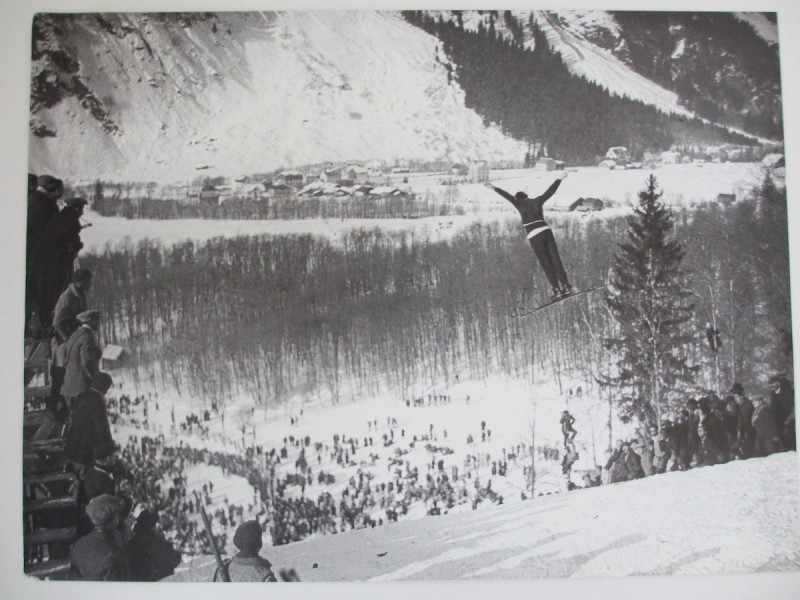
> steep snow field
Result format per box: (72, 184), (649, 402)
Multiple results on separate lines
(533, 11), (693, 117)
(30, 11), (526, 182)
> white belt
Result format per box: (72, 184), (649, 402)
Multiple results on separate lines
(526, 225), (550, 240)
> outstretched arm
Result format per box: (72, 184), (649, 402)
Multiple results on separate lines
(537, 173), (567, 204)
(484, 182), (516, 205)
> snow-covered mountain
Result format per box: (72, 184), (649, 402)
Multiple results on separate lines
(29, 11), (526, 183)
(29, 10), (781, 184)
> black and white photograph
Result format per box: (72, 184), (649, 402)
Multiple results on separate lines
(6, 1), (800, 598)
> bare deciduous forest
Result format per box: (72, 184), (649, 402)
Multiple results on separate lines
(81, 176), (790, 417)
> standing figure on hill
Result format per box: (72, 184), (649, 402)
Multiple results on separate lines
(485, 172), (573, 301)
(560, 410), (577, 447)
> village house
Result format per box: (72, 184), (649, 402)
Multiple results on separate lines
(661, 151), (682, 164)
(450, 163), (469, 176)
(264, 182), (295, 199)
(101, 344), (126, 370)
(468, 161), (490, 183)
(199, 184), (220, 205)
(341, 166), (369, 184)
(535, 157), (558, 172)
(605, 146), (630, 164)
(280, 170), (305, 188)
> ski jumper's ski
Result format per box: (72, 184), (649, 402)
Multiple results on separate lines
(515, 287), (604, 319)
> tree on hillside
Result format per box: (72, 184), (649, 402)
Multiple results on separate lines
(603, 175), (696, 427)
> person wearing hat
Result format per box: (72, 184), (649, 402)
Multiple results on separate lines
(32, 196), (89, 328)
(47, 268), (93, 412)
(484, 173), (573, 301)
(126, 508), (182, 581)
(70, 494), (131, 581)
(61, 309), (103, 404)
(213, 520), (277, 582)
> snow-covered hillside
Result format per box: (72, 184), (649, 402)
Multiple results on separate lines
(29, 12), (526, 183)
(168, 452), (800, 581)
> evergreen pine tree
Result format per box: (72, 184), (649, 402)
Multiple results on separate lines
(604, 175), (696, 427)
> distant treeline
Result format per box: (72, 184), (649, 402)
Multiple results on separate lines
(90, 193), (463, 220)
(82, 175), (790, 416)
(401, 11), (756, 164)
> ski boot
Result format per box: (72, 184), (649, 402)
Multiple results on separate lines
(560, 284), (575, 298)
(550, 287), (563, 302)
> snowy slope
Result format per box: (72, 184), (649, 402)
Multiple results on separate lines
(169, 452), (800, 581)
(29, 12), (526, 183)
(439, 10), (693, 118)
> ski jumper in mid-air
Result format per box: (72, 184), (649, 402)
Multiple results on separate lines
(485, 173), (572, 301)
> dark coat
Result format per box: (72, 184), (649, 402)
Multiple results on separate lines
(32, 206), (84, 324)
(64, 388), (117, 467)
(214, 553), (277, 582)
(27, 188), (59, 253)
(126, 529), (182, 581)
(53, 283), (88, 344)
(61, 326), (102, 398)
(752, 404), (781, 456)
(699, 435), (723, 466)
(770, 381), (794, 430)
(620, 448), (645, 481)
(70, 528), (130, 581)
(491, 179), (563, 234)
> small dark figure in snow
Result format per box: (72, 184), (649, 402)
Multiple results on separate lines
(560, 410), (577, 447)
(485, 173), (572, 300)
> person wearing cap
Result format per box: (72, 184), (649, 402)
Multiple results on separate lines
(61, 309), (103, 403)
(70, 494), (131, 581)
(126, 509), (182, 581)
(213, 520), (277, 582)
(484, 173), (573, 301)
(32, 196), (89, 327)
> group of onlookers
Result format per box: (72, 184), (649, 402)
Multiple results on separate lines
(602, 379), (795, 484)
